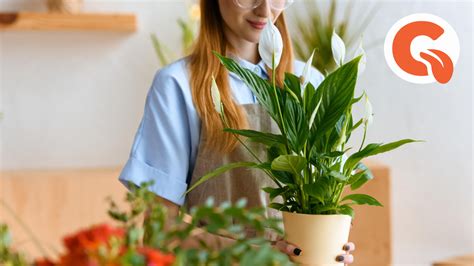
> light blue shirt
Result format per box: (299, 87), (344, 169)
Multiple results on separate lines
(119, 56), (324, 206)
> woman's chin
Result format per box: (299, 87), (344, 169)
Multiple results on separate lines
(243, 32), (260, 44)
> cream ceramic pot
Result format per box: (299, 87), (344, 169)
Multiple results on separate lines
(282, 212), (352, 266)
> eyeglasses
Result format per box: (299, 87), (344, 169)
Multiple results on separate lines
(233, 0), (294, 11)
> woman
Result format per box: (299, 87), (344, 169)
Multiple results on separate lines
(119, 0), (355, 263)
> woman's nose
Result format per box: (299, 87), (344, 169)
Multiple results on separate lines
(253, 0), (272, 19)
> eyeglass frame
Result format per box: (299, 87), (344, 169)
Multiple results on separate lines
(233, 0), (295, 11)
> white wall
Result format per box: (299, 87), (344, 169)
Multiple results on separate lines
(1, 0), (472, 265)
(1, 0), (188, 169)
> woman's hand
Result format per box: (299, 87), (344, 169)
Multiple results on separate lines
(336, 242), (355, 264)
(271, 237), (356, 265)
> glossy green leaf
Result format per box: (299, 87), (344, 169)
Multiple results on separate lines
(271, 155), (307, 176)
(344, 139), (419, 172)
(342, 194), (383, 206)
(262, 186), (288, 200)
(338, 204), (354, 218)
(183, 162), (259, 196)
(303, 82), (317, 115)
(303, 183), (327, 203)
(223, 128), (285, 146)
(329, 170), (348, 182)
(214, 52), (282, 126)
(284, 72), (303, 102)
(349, 162), (374, 190)
(283, 97), (309, 153)
(268, 202), (287, 211)
(309, 56), (361, 145)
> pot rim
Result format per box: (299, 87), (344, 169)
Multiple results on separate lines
(281, 211), (352, 218)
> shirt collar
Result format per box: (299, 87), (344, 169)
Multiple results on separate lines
(227, 54), (269, 79)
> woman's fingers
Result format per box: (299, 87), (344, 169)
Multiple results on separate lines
(343, 242), (355, 252)
(335, 254), (354, 264)
(274, 240), (302, 256)
(338, 242), (356, 264)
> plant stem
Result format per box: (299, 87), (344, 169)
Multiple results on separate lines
(359, 123), (367, 152)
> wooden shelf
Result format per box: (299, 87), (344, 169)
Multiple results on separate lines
(0, 11), (137, 32)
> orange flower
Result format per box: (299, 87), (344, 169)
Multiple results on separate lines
(137, 247), (175, 266)
(35, 223), (174, 266)
(63, 224), (124, 253)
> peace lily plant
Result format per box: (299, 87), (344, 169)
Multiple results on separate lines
(184, 19), (417, 265)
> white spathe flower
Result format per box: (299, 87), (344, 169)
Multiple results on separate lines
(258, 18), (283, 70)
(363, 92), (374, 126)
(331, 29), (346, 67)
(300, 49), (315, 91)
(211, 76), (222, 115)
(355, 39), (367, 76)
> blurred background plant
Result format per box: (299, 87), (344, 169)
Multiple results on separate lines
(0, 224), (29, 266)
(291, 0), (380, 74)
(2, 181), (292, 266)
(151, 1), (200, 67)
(107, 181), (293, 266)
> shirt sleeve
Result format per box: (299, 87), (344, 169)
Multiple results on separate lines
(118, 69), (192, 206)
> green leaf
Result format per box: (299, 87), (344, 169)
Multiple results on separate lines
(262, 186), (288, 201)
(206, 213), (227, 233)
(177, 18), (195, 52)
(347, 118), (363, 136)
(303, 183), (327, 203)
(223, 128), (285, 146)
(284, 72), (303, 102)
(329, 170), (349, 182)
(351, 94), (364, 105)
(342, 194), (383, 207)
(344, 139), (420, 172)
(338, 204), (354, 218)
(183, 162), (259, 195)
(267, 144), (286, 161)
(309, 56), (361, 145)
(328, 112), (350, 150)
(303, 82), (317, 114)
(349, 162), (374, 190)
(258, 161), (294, 185)
(283, 96), (309, 153)
(120, 249), (146, 265)
(268, 202), (287, 211)
(150, 33), (170, 66)
(271, 155), (307, 176)
(214, 52), (282, 126)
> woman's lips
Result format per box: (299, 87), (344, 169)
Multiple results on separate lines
(247, 20), (266, 30)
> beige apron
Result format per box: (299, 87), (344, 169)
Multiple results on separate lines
(184, 103), (284, 241)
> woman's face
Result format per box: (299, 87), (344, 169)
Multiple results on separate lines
(218, 0), (284, 44)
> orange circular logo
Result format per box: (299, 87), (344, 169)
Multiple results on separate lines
(384, 14), (459, 84)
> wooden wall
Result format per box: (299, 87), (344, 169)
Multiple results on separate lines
(0, 160), (391, 265)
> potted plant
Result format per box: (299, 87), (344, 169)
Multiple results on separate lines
(184, 19), (418, 265)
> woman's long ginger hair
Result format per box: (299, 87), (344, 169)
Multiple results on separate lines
(188, 0), (294, 154)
